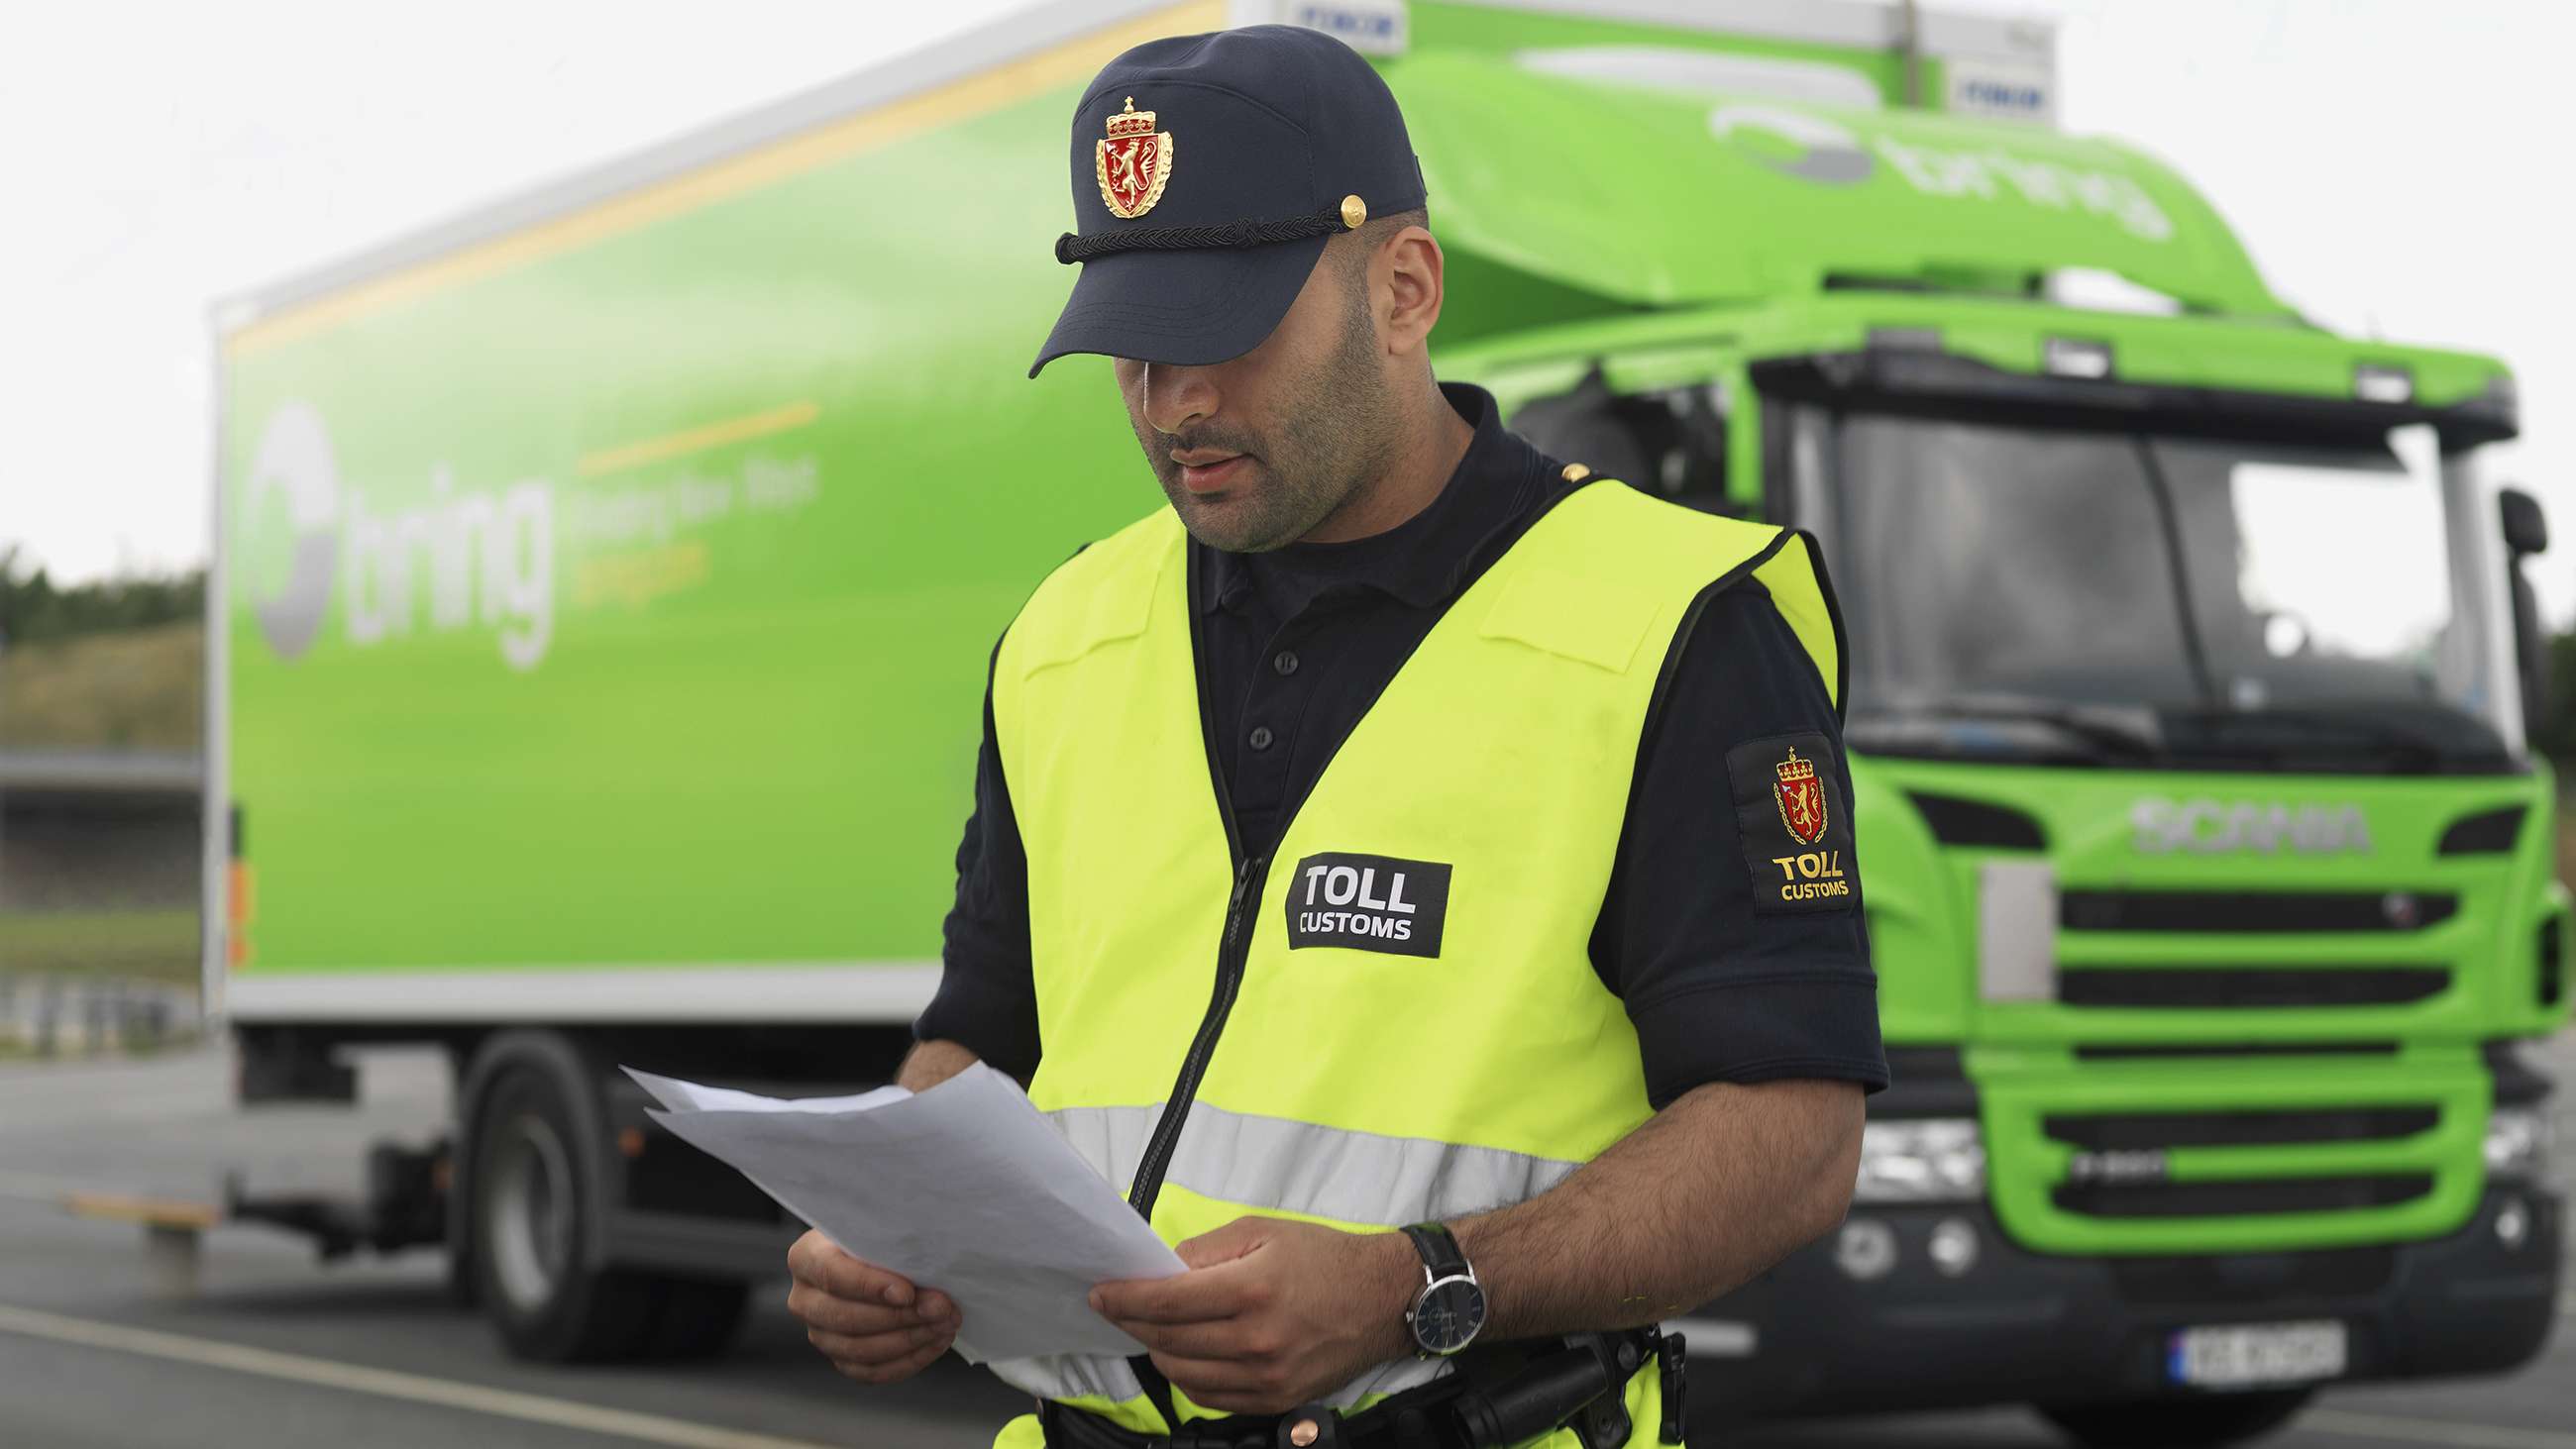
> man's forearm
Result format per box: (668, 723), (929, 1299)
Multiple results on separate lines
(897, 1037), (984, 1091)
(1449, 1079), (1864, 1341)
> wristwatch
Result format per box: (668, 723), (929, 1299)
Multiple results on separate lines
(1400, 1222), (1488, 1358)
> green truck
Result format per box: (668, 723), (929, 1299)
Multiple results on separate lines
(209, 0), (2566, 1439)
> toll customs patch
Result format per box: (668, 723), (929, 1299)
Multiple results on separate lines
(1284, 853), (1451, 958)
(1726, 732), (1859, 914)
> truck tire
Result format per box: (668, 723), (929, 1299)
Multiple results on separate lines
(2041, 1390), (2314, 1449)
(468, 1061), (665, 1361)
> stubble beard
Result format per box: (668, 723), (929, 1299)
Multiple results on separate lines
(1136, 287), (1399, 554)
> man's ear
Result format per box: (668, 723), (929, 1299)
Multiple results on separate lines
(1378, 226), (1445, 357)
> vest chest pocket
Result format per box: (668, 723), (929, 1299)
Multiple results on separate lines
(1281, 852), (1453, 958)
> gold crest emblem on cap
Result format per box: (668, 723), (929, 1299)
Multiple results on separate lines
(1096, 97), (1174, 220)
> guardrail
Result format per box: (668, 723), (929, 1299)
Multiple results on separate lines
(0, 973), (199, 1058)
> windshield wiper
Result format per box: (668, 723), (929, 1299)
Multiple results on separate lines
(1857, 694), (2167, 764)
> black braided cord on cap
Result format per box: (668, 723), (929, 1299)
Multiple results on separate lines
(1054, 203), (1352, 264)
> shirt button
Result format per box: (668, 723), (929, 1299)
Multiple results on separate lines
(1248, 726), (1275, 752)
(1272, 651), (1300, 676)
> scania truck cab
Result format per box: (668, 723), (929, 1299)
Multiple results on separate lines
(1393, 9), (2567, 1440)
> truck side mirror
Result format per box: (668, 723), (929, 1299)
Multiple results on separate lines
(2500, 486), (2547, 557)
(1507, 370), (1736, 515)
(2498, 486), (2550, 739)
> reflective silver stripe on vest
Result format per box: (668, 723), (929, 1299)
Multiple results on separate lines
(1016, 1105), (1575, 1412)
(1047, 1100), (1167, 1200)
(1047, 1101), (1581, 1227)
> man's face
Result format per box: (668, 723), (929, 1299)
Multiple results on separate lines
(1115, 244), (1394, 553)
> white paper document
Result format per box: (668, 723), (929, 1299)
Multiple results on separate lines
(627, 1062), (1184, 1363)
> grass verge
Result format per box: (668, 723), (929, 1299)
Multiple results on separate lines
(0, 908), (200, 986)
(0, 620), (202, 752)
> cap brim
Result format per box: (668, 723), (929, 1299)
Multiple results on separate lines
(1028, 233), (1331, 378)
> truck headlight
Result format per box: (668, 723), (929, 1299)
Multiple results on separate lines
(1855, 1119), (1986, 1203)
(2485, 1106), (2554, 1181)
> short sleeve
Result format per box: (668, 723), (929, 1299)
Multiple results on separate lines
(1589, 579), (1888, 1107)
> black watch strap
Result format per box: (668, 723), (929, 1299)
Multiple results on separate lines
(1402, 1221), (1469, 1280)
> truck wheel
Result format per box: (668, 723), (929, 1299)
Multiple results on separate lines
(2042, 1390), (2314, 1449)
(468, 1064), (662, 1361)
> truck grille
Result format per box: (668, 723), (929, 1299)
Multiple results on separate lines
(2053, 1175), (2433, 1218)
(1984, 1070), (2485, 1254)
(2040, 1107), (2442, 1221)
(1937, 779), (2519, 1258)
(2074, 1042), (2397, 1061)
(2058, 966), (2449, 1009)
(2059, 888), (2458, 933)
(2044, 1106), (2438, 1150)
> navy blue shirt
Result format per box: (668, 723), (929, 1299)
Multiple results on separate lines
(921, 384), (1885, 1107)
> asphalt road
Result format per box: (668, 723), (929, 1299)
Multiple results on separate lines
(0, 1040), (2568, 1449)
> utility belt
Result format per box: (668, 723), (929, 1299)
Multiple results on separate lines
(1038, 1327), (1687, 1449)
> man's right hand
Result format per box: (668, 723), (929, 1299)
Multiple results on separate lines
(787, 1228), (961, 1384)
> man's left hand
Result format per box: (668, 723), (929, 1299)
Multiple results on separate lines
(1091, 1216), (1417, 1415)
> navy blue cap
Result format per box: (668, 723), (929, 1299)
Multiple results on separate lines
(1029, 25), (1427, 377)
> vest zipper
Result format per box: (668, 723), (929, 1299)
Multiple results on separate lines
(1126, 850), (1264, 1218)
(1126, 541), (1451, 1219)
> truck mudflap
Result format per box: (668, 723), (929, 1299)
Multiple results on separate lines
(1677, 1188), (2560, 1421)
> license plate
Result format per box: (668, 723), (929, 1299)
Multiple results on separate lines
(2167, 1321), (2347, 1388)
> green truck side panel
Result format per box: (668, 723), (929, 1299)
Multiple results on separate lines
(225, 80), (1153, 971)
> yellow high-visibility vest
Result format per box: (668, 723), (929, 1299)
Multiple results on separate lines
(985, 479), (1842, 1447)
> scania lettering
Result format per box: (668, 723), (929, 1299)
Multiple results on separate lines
(210, 1), (2564, 1441)
(2131, 796), (2375, 855)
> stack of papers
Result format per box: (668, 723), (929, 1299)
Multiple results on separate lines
(626, 1062), (1185, 1362)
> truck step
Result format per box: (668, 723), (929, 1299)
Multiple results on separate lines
(61, 1192), (225, 1296)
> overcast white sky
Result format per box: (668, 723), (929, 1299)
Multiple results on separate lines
(5, 1), (2573, 616)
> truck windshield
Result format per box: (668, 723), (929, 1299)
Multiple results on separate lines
(1807, 410), (2522, 772)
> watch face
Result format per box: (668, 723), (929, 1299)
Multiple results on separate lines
(1412, 1277), (1487, 1355)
